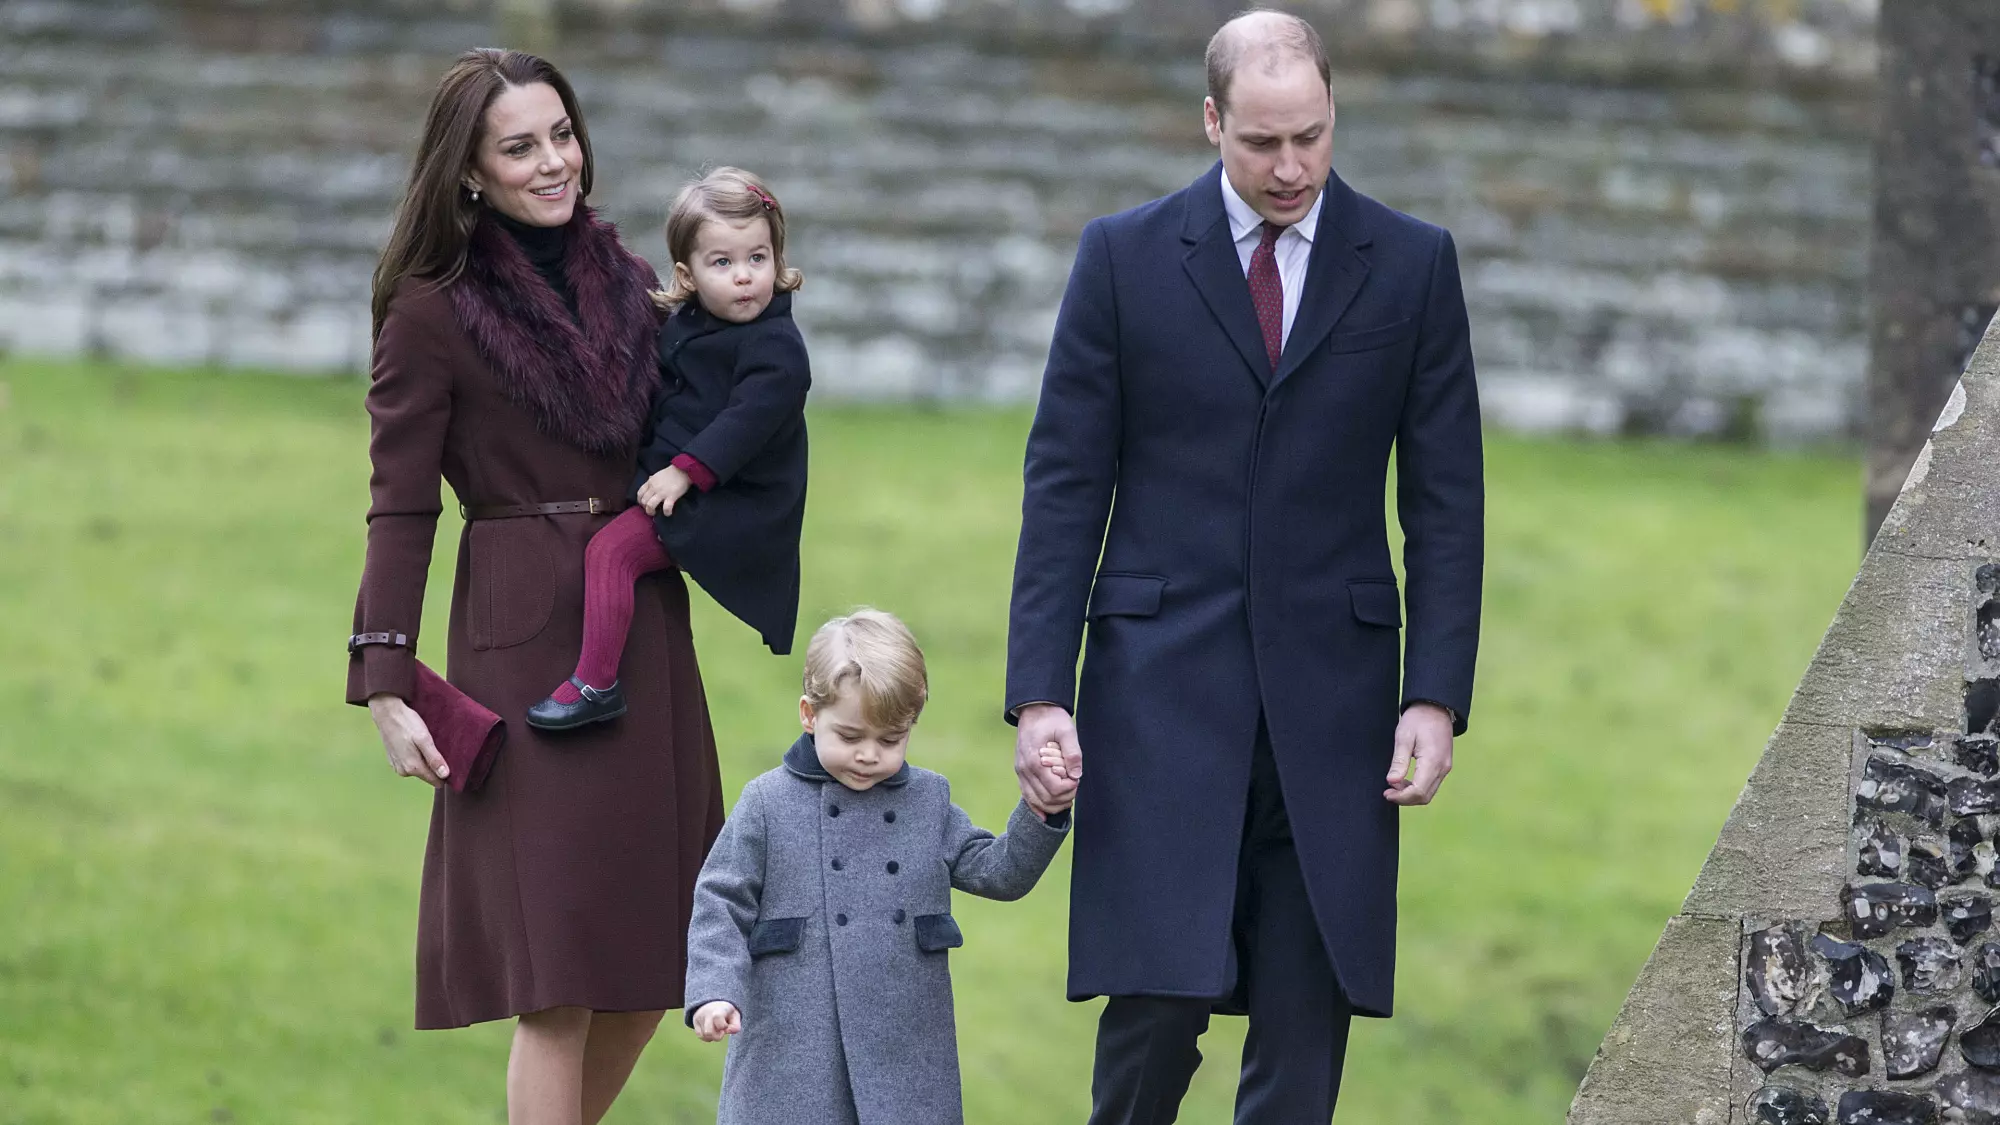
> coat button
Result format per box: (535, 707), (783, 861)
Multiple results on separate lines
(886, 861), (899, 875)
(831, 858), (843, 871)
(836, 913), (849, 927)
(893, 909), (906, 924)
(884, 810), (896, 823)
(828, 804), (841, 817)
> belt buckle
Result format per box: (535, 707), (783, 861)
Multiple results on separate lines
(588, 497), (604, 515)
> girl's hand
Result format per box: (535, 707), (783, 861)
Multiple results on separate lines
(691, 1000), (741, 1042)
(368, 692), (449, 787)
(638, 466), (694, 517)
(1037, 742), (1077, 812)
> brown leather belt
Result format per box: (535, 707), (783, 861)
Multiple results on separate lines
(458, 498), (623, 521)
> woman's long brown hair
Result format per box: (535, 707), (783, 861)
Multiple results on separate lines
(370, 48), (596, 338)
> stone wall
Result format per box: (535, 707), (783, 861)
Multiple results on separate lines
(0, 0), (1879, 438)
(1568, 319), (2000, 1123)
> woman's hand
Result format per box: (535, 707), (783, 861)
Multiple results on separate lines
(368, 692), (450, 787)
(638, 466), (694, 517)
(691, 1000), (741, 1042)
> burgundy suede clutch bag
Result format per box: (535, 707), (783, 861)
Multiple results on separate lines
(411, 660), (505, 794)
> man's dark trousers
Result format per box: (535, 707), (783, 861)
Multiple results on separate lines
(1087, 719), (1355, 1125)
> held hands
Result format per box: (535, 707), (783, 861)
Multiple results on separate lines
(1385, 702), (1454, 806)
(638, 465), (694, 517)
(368, 692), (450, 787)
(1015, 703), (1082, 818)
(691, 1000), (741, 1042)
(1034, 742), (1078, 819)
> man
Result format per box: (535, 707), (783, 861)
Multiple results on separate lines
(1005, 10), (1483, 1122)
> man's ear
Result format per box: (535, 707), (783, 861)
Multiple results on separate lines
(1203, 96), (1223, 147)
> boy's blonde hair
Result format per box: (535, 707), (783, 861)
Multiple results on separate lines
(802, 609), (929, 732)
(651, 166), (804, 312)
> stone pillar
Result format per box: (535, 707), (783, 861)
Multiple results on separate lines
(1571, 323), (2000, 1121)
(1867, 3), (2000, 539)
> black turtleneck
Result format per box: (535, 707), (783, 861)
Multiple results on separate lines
(491, 208), (578, 322)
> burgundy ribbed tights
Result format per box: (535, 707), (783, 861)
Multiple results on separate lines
(548, 506), (674, 704)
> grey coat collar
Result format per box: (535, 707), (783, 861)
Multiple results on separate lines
(782, 731), (913, 788)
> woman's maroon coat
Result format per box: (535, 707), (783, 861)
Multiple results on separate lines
(347, 210), (725, 1029)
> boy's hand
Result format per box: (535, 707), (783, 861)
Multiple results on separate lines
(691, 1000), (741, 1042)
(639, 466), (694, 516)
(1037, 742), (1077, 813)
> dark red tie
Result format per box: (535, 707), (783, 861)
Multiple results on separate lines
(1248, 222), (1284, 370)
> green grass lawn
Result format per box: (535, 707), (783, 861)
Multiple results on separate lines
(0, 357), (1861, 1123)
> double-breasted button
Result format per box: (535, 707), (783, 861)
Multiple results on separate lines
(886, 861), (900, 875)
(884, 810), (897, 823)
(893, 909), (906, 924)
(836, 913), (849, 927)
(828, 804), (841, 818)
(831, 858), (844, 871)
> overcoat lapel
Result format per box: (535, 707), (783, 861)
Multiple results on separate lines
(1180, 166), (1274, 388)
(1273, 172), (1372, 391)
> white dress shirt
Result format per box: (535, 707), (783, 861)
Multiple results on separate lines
(1218, 167), (1324, 351)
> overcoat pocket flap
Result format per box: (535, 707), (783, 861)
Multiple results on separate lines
(1087, 573), (1166, 620)
(747, 916), (807, 957)
(914, 913), (964, 953)
(1324, 318), (1416, 354)
(1348, 580), (1403, 628)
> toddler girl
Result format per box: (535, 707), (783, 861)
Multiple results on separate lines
(684, 609), (1076, 1124)
(530, 167), (809, 729)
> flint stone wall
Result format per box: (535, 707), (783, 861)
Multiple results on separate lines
(1, 0), (1877, 438)
(1569, 318), (2000, 1124)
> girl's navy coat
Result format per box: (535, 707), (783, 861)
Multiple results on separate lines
(634, 290), (809, 654)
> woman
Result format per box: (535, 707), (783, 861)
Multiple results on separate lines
(346, 48), (723, 1124)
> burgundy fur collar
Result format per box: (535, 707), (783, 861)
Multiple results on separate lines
(450, 207), (659, 456)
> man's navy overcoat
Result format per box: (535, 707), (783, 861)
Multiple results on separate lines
(1006, 164), (1484, 1018)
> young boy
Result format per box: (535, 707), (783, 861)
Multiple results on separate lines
(684, 609), (1076, 1125)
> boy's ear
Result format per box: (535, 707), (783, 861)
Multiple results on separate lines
(799, 696), (815, 732)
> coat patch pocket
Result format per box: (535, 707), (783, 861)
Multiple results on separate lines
(1348, 580), (1403, 628)
(466, 518), (557, 651)
(1324, 319), (1416, 355)
(748, 916), (807, 957)
(1086, 573), (1166, 620)
(914, 913), (964, 953)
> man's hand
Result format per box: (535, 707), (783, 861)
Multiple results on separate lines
(1015, 703), (1081, 817)
(691, 1001), (741, 1042)
(638, 465), (694, 516)
(1385, 703), (1454, 806)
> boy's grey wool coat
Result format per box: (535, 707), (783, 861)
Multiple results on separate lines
(685, 734), (1070, 1125)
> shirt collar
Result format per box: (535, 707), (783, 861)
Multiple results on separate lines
(1218, 166), (1323, 247)
(781, 731), (912, 789)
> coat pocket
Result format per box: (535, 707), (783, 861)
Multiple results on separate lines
(464, 516), (560, 648)
(1086, 573), (1167, 620)
(913, 913), (964, 953)
(1324, 318), (1416, 355)
(466, 518), (557, 651)
(747, 916), (807, 957)
(1348, 579), (1403, 628)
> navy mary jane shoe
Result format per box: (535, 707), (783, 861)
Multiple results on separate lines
(525, 677), (627, 731)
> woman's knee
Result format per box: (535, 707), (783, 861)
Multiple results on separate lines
(593, 1008), (666, 1048)
(519, 1004), (594, 1039)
